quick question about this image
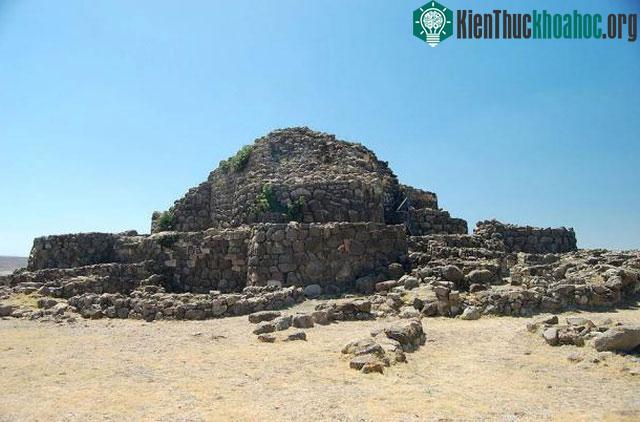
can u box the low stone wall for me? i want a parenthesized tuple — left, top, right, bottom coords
(24, 223, 408, 294)
(407, 209, 468, 236)
(28, 233, 124, 271)
(8, 261, 151, 294)
(474, 220, 577, 253)
(69, 285, 305, 321)
(247, 222, 407, 289)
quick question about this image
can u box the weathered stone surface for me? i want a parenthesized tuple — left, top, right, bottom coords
(0, 304, 16, 317)
(375, 280, 399, 292)
(594, 326, 640, 352)
(466, 269, 493, 285)
(527, 315, 558, 332)
(303, 284, 322, 298)
(248, 310, 281, 323)
(284, 331, 307, 341)
(360, 360, 385, 374)
(274, 315, 293, 331)
(316, 299, 373, 321)
(543, 327, 559, 346)
(342, 319, 425, 373)
(400, 275, 419, 290)
(460, 306, 481, 320)
(257, 334, 276, 343)
(355, 275, 376, 295)
(387, 263, 405, 280)
(342, 338, 385, 357)
(311, 310, 330, 325)
(292, 313, 314, 329)
(349, 355, 384, 372)
(441, 265, 464, 284)
(252, 321, 276, 335)
(382, 319, 426, 352)
(36, 297, 58, 309)
(475, 220, 577, 254)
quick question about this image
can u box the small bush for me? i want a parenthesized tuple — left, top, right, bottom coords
(220, 144, 253, 173)
(250, 184, 283, 215)
(156, 211, 174, 232)
(250, 184, 306, 222)
(286, 196, 306, 222)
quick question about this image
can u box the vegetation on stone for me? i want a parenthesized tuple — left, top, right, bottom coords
(156, 210, 175, 232)
(250, 184, 282, 215)
(219, 144, 253, 173)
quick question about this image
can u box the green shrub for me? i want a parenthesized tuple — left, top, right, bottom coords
(286, 196, 306, 222)
(220, 144, 253, 173)
(250, 184, 306, 222)
(156, 211, 174, 232)
(250, 184, 283, 215)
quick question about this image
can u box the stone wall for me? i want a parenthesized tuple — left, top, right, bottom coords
(246, 222, 407, 288)
(28, 233, 123, 271)
(474, 220, 577, 253)
(69, 285, 306, 321)
(10, 262, 152, 298)
(400, 185, 438, 210)
(24, 223, 408, 294)
(149, 229, 251, 293)
(155, 128, 403, 233)
(406, 209, 468, 236)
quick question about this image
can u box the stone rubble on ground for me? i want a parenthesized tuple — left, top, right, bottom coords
(341, 318, 426, 374)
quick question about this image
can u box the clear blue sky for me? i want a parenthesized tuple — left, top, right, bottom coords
(1, 0, 638, 256)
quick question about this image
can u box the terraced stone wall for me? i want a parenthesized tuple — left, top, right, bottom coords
(247, 222, 407, 289)
(474, 220, 577, 253)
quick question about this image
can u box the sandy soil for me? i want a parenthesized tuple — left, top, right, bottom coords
(0, 302, 639, 421)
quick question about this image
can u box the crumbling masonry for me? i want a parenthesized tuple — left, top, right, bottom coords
(2, 127, 638, 322)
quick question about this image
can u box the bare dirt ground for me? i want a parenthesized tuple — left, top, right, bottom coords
(1, 302, 639, 421)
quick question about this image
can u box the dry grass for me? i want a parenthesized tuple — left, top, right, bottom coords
(3, 293, 40, 309)
(0, 304, 639, 421)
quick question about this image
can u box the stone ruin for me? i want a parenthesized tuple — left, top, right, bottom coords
(1, 127, 639, 328)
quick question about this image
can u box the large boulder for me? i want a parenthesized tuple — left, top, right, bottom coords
(460, 306, 481, 320)
(0, 304, 16, 317)
(292, 313, 314, 329)
(248, 310, 281, 323)
(441, 265, 464, 284)
(375, 280, 399, 292)
(303, 284, 322, 299)
(466, 269, 494, 285)
(594, 325, 640, 352)
(400, 275, 419, 290)
(342, 338, 385, 357)
(253, 321, 276, 335)
(273, 315, 292, 331)
(382, 319, 426, 352)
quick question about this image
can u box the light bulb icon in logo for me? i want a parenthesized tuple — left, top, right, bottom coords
(413, 1, 452, 47)
(420, 8, 446, 47)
